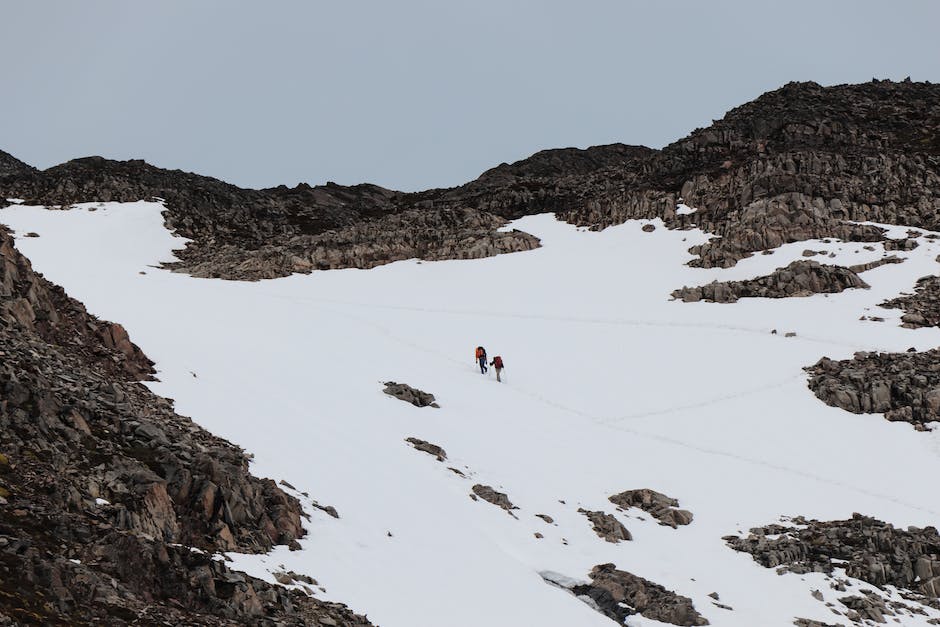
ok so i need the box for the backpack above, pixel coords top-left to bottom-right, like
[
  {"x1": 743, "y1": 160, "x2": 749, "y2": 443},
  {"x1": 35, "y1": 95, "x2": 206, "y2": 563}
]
[
  {"x1": 493, "y1": 356, "x2": 503, "y2": 369},
  {"x1": 476, "y1": 347, "x2": 485, "y2": 359}
]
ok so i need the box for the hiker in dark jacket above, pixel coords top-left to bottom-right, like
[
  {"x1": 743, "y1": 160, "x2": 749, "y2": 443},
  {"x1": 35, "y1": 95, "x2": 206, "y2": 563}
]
[
  {"x1": 475, "y1": 346, "x2": 488, "y2": 374},
  {"x1": 489, "y1": 355, "x2": 504, "y2": 382}
]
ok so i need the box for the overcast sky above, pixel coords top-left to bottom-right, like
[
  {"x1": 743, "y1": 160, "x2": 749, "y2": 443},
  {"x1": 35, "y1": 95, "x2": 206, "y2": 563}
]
[{"x1": 3, "y1": 1, "x2": 939, "y2": 192}]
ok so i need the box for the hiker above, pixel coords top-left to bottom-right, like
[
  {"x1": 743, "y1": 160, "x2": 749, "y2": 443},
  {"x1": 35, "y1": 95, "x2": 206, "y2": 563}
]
[
  {"x1": 489, "y1": 355, "x2": 505, "y2": 382},
  {"x1": 475, "y1": 346, "x2": 488, "y2": 374}
]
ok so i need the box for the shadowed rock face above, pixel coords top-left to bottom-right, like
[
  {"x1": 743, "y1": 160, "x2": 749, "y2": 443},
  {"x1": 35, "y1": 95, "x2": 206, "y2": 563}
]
[
  {"x1": 0, "y1": 228, "x2": 373, "y2": 625},
  {"x1": 544, "y1": 564, "x2": 709, "y2": 626},
  {"x1": 4, "y1": 80, "x2": 939, "y2": 279},
  {"x1": 672, "y1": 260, "x2": 869, "y2": 303},
  {"x1": 725, "y1": 514, "x2": 940, "y2": 605},
  {"x1": 806, "y1": 349, "x2": 940, "y2": 428}
]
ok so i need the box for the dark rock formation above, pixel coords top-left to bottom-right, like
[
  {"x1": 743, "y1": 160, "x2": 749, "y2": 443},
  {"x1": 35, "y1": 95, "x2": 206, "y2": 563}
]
[
  {"x1": 0, "y1": 227, "x2": 372, "y2": 624},
  {"x1": 725, "y1": 514, "x2": 940, "y2": 604},
  {"x1": 544, "y1": 564, "x2": 709, "y2": 626},
  {"x1": 577, "y1": 509, "x2": 632, "y2": 543},
  {"x1": 470, "y1": 484, "x2": 517, "y2": 514},
  {"x1": 672, "y1": 260, "x2": 868, "y2": 303},
  {"x1": 881, "y1": 275, "x2": 940, "y2": 328},
  {"x1": 383, "y1": 382, "x2": 439, "y2": 408},
  {"x1": 806, "y1": 350, "x2": 940, "y2": 428},
  {"x1": 405, "y1": 437, "x2": 446, "y2": 461},
  {"x1": 4, "y1": 80, "x2": 940, "y2": 280},
  {"x1": 847, "y1": 254, "x2": 904, "y2": 274},
  {"x1": 608, "y1": 489, "x2": 693, "y2": 528}
]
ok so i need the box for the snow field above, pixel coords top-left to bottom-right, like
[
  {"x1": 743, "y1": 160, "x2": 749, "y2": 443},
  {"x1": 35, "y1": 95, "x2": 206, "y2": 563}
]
[{"x1": 4, "y1": 201, "x2": 940, "y2": 626}]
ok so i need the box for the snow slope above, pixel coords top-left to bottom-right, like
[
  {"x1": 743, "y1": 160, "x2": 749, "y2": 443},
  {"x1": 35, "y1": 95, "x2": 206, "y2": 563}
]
[{"x1": 4, "y1": 200, "x2": 940, "y2": 626}]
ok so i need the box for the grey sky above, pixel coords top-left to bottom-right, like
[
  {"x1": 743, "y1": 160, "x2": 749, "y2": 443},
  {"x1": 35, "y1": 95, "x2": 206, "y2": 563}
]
[{"x1": 3, "y1": 1, "x2": 939, "y2": 192}]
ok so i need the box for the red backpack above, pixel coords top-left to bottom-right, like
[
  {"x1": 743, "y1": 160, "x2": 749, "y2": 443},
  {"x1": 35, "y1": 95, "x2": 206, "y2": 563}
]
[{"x1": 493, "y1": 356, "x2": 504, "y2": 369}]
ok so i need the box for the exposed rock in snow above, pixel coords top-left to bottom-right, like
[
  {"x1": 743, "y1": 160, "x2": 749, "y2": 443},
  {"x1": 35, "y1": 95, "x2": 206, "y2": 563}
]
[
  {"x1": 383, "y1": 381, "x2": 439, "y2": 408},
  {"x1": 405, "y1": 437, "x2": 447, "y2": 461},
  {"x1": 608, "y1": 488, "x2": 693, "y2": 528},
  {"x1": 881, "y1": 274, "x2": 940, "y2": 328},
  {"x1": 806, "y1": 350, "x2": 940, "y2": 428},
  {"x1": 547, "y1": 563, "x2": 709, "y2": 626},
  {"x1": 725, "y1": 514, "x2": 940, "y2": 604},
  {"x1": 847, "y1": 254, "x2": 904, "y2": 273},
  {"x1": 577, "y1": 508, "x2": 632, "y2": 543},
  {"x1": 470, "y1": 484, "x2": 517, "y2": 514},
  {"x1": 672, "y1": 260, "x2": 869, "y2": 303}
]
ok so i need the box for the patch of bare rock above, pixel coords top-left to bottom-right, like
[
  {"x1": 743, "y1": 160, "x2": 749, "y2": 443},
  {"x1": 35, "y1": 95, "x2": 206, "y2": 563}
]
[
  {"x1": 470, "y1": 484, "x2": 517, "y2": 515},
  {"x1": 882, "y1": 274, "x2": 940, "y2": 328},
  {"x1": 405, "y1": 437, "x2": 447, "y2": 461},
  {"x1": 0, "y1": 226, "x2": 372, "y2": 624},
  {"x1": 846, "y1": 254, "x2": 904, "y2": 274},
  {"x1": 383, "y1": 381, "x2": 439, "y2": 408},
  {"x1": 608, "y1": 488, "x2": 693, "y2": 528},
  {"x1": 672, "y1": 260, "x2": 869, "y2": 303},
  {"x1": 725, "y1": 514, "x2": 940, "y2": 611},
  {"x1": 542, "y1": 564, "x2": 709, "y2": 626},
  {"x1": 806, "y1": 349, "x2": 940, "y2": 428},
  {"x1": 577, "y1": 509, "x2": 632, "y2": 543}
]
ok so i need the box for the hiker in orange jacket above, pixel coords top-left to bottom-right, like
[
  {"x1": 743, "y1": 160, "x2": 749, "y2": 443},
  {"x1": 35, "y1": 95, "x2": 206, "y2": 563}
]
[
  {"x1": 489, "y1": 355, "x2": 504, "y2": 382},
  {"x1": 475, "y1": 346, "x2": 487, "y2": 374}
]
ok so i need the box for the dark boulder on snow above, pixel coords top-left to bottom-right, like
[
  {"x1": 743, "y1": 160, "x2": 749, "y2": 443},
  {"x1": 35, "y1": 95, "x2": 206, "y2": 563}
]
[
  {"x1": 405, "y1": 437, "x2": 447, "y2": 461},
  {"x1": 543, "y1": 564, "x2": 709, "y2": 626},
  {"x1": 470, "y1": 484, "x2": 517, "y2": 514},
  {"x1": 672, "y1": 260, "x2": 869, "y2": 303},
  {"x1": 608, "y1": 488, "x2": 693, "y2": 528},
  {"x1": 577, "y1": 508, "x2": 632, "y2": 543},
  {"x1": 383, "y1": 381, "x2": 440, "y2": 408}
]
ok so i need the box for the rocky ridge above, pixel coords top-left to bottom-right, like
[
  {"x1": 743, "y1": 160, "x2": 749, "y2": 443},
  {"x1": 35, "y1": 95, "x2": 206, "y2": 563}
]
[
  {"x1": 608, "y1": 489, "x2": 693, "y2": 528},
  {"x1": 3, "y1": 80, "x2": 939, "y2": 280},
  {"x1": 672, "y1": 260, "x2": 869, "y2": 303},
  {"x1": 881, "y1": 274, "x2": 940, "y2": 328},
  {"x1": 0, "y1": 227, "x2": 371, "y2": 624}
]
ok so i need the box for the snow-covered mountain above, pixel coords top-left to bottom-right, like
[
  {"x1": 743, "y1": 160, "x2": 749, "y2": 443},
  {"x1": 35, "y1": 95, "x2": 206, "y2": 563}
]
[{"x1": 2, "y1": 80, "x2": 940, "y2": 626}]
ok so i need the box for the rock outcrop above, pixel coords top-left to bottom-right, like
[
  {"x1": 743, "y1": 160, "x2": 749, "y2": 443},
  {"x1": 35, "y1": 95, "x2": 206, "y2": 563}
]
[
  {"x1": 725, "y1": 514, "x2": 940, "y2": 605},
  {"x1": 881, "y1": 274, "x2": 940, "y2": 328},
  {"x1": 806, "y1": 350, "x2": 940, "y2": 428},
  {"x1": 383, "y1": 382, "x2": 439, "y2": 408},
  {"x1": 405, "y1": 437, "x2": 447, "y2": 462},
  {"x1": 470, "y1": 484, "x2": 517, "y2": 514},
  {"x1": 0, "y1": 227, "x2": 372, "y2": 624},
  {"x1": 608, "y1": 489, "x2": 693, "y2": 528},
  {"x1": 672, "y1": 260, "x2": 869, "y2": 303},
  {"x1": 544, "y1": 564, "x2": 709, "y2": 626},
  {"x1": 577, "y1": 509, "x2": 632, "y2": 543}
]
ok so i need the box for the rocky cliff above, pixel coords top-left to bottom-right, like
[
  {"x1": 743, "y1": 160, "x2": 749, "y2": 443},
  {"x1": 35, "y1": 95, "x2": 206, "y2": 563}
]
[{"x1": 0, "y1": 227, "x2": 372, "y2": 624}]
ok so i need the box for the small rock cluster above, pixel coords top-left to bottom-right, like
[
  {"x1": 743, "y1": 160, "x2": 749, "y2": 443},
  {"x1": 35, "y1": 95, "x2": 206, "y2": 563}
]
[
  {"x1": 881, "y1": 274, "x2": 940, "y2": 328},
  {"x1": 672, "y1": 260, "x2": 868, "y2": 303},
  {"x1": 405, "y1": 437, "x2": 447, "y2": 461},
  {"x1": 806, "y1": 350, "x2": 940, "y2": 428},
  {"x1": 725, "y1": 514, "x2": 940, "y2": 605},
  {"x1": 469, "y1": 484, "x2": 517, "y2": 514},
  {"x1": 608, "y1": 488, "x2": 693, "y2": 528},
  {"x1": 383, "y1": 381, "x2": 439, "y2": 408}
]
